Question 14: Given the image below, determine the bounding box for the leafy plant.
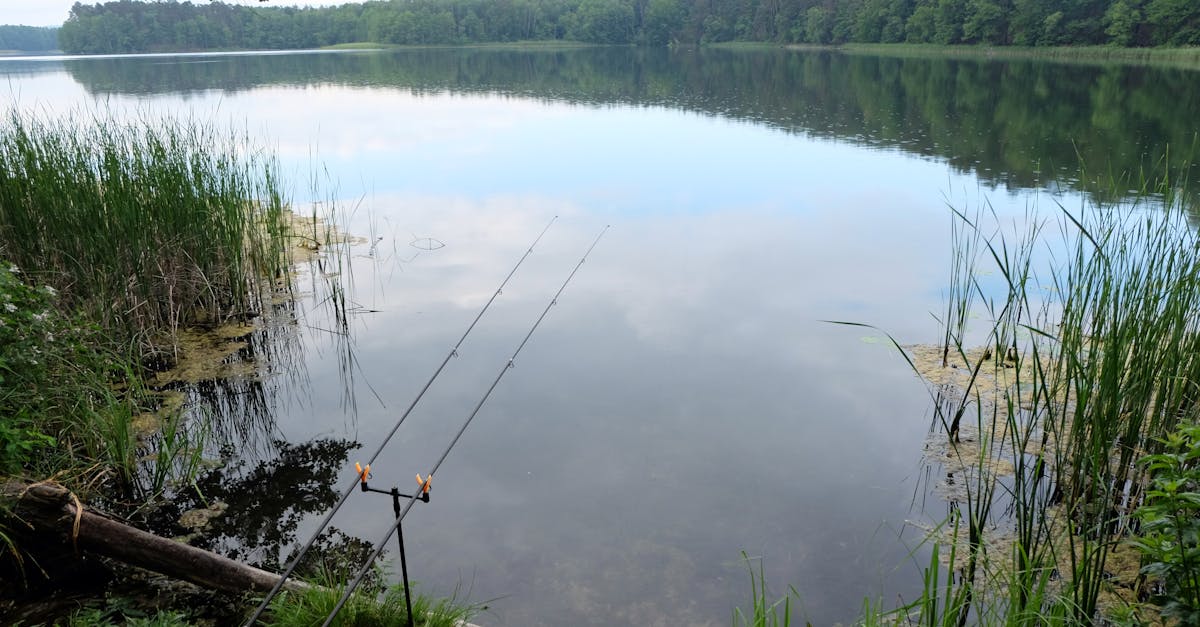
[0,261,67,474]
[1132,422,1200,623]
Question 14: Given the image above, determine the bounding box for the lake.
[2,47,1197,625]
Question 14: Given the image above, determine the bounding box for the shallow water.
[2,47,1196,625]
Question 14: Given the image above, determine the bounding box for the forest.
[55,0,1200,54]
[0,26,59,52]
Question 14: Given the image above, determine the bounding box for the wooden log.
[2,480,307,596]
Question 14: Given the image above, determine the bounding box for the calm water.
[3,48,1197,625]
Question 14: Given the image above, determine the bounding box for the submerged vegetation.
[847,166,1200,624]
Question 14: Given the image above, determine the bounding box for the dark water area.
[1,47,1196,625]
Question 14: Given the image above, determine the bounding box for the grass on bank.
[0,109,292,349]
[0,108,298,504]
[732,552,799,627]
[266,577,482,627]
[836,43,1200,68]
[321,39,598,51]
[850,166,1200,624]
[48,575,483,627]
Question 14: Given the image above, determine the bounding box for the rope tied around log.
[3,477,316,596]
[13,479,85,555]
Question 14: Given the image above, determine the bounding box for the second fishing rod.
[244,215,558,626]
[318,225,610,626]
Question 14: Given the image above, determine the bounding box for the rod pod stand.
[357,468,430,627]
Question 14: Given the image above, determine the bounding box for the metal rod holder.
[359,476,430,627]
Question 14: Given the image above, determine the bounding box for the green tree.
[565,0,635,43]
[1008,0,1048,44]
[805,5,832,43]
[906,0,937,41]
[641,0,684,43]
[962,0,1006,43]
[933,0,966,43]
[1146,0,1200,45]
[1104,0,1143,46]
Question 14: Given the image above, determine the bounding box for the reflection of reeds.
[0,109,291,349]
[870,168,1199,624]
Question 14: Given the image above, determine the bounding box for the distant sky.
[0,1,344,27]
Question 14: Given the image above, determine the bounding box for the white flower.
[43,286,57,296]
[3,303,16,313]
[45,332,54,342]
[7,264,17,274]
[32,311,48,322]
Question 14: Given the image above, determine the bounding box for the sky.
[0,1,342,27]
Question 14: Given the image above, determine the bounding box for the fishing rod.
[318,225,610,627]
[243,215,558,626]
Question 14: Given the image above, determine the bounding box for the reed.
[0,108,292,348]
[861,163,1200,624]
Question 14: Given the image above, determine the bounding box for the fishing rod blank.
[319,225,610,626]
[243,215,558,626]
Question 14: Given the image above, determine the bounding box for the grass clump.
[0,107,299,493]
[0,260,149,487]
[856,164,1200,624]
[265,571,481,627]
[0,108,292,348]
[0,106,304,505]
[732,552,799,627]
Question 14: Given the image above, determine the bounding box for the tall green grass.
[864,168,1200,624]
[0,108,292,347]
[265,570,483,627]
[0,108,300,501]
[840,43,1200,69]
[733,552,800,627]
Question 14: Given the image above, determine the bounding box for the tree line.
[56,0,1200,54]
[0,26,59,52]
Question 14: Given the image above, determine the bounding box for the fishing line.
[243,215,558,625]
[319,225,610,626]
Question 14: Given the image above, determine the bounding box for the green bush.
[0,262,62,474]
[0,260,141,484]
[1133,422,1200,623]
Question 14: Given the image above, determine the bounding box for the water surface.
[3,47,1195,625]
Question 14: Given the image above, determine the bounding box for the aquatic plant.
[0,108,292,349]
[860,162,1200,624]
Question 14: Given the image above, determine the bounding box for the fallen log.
[1,480,307,596]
